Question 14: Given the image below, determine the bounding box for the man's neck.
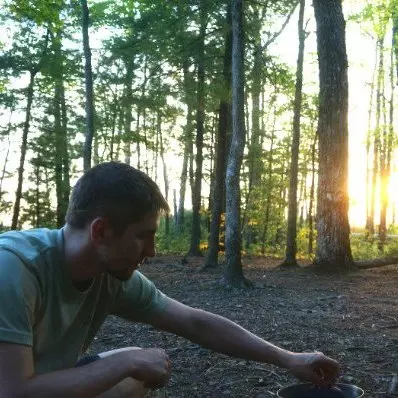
[63,224,99,284]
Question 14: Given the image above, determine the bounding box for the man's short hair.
[65,162,169,233]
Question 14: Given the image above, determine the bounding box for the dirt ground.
[90,256,398,397]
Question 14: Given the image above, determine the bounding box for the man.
[0,162,339,397]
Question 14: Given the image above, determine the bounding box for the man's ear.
[90,217,113,244]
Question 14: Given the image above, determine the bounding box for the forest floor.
[90,256,398,397]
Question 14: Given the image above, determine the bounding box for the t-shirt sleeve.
[111,271,170,322]
[0,249,39,346]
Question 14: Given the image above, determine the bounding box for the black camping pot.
[277,383,364,398]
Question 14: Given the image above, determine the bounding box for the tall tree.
[81,0,95,171]
[188,0,207,256]
[313,0,353,269]
[203,3,232,269]
[11,29,50,230]
[281,0,306,267]
[222,0,250,287]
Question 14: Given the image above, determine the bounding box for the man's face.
[96,212,159,281]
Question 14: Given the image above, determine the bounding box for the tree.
[313,0,353,269]
[11,27,50,230]
[188,0,207,257]
[281,0,306,267]
[203,2,232,269]
[81,0,95,171]
[222,0,250,287]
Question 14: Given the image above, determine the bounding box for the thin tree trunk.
[81,0,95,171]
[281,0,305,267]
[203,2,232,269]
[365,41,378,237]
[158,113,170,236]
[54,84,65,228]
[123,59,134,166]
[260,107,276,255]
[308,131,317,255]
[371,38,384,241]
[60,78,70,211]
[313,0,353,269]
[12,30,49,229]
[222,0,251,287]
[177,63,195,233]
[12,71,36,230]
[0,108,14,202]
[188,0,207,257]
[379,38,388,250]
[110,94,119,160]
[34,161,40,228]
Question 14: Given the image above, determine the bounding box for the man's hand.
[124,348,171,389]
[287,352,340,386]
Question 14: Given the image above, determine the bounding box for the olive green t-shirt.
[0,228,170,374]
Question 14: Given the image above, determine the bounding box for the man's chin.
[107,268,136,281]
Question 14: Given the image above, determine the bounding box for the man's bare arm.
[0,343,169,398]
[148,298,339,386]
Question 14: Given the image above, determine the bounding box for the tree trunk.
[188,0,207,257]
[260,107,276,255]
[54,84,65,227]
[53,31,69,227]
[60,75,70,212]
[34,161,41,228]
[0,108,14,203]
[11,31,49,229]
[370,38,384,242]
[177,62,195,234]
[110,94,119,160]
[158,112,170,236]
[313,0,353,270]
[123,59,134,166]
[221,0,251,287]
[12,71,36,230]
[81,0,95,171]
[379,37,388,251]
[281,0,305,268]
[392,4,398,83]
[365,41,378,237]
[308,132,318,255]
[203,2,232,269]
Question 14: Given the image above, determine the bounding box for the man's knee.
[97,377,149,398]
[79,347,149,398]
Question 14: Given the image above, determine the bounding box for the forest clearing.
[91,256,398,397]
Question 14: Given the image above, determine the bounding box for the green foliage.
[350,233,398,260]
[156,211,209,255]
[6,0,64,28]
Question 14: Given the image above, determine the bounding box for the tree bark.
[188,0,207,257]
[53,31,69,227]
[177,62,195,234]
[308,131,318,255]
[158,112,170,236]
[313,0,353,270]
[281,0,305,267]
[81,0,95,171]
[221,0,251,287]
[12,71,36,230]
[365,41,378,237]
[0,108,14,204]
[11,30,49,230]
[123,58,134,166]
[203,2,232,269]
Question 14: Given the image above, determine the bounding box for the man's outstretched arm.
[148,298,340,386]
[0,343,170,398]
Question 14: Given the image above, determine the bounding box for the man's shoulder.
[0,228,61,264]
